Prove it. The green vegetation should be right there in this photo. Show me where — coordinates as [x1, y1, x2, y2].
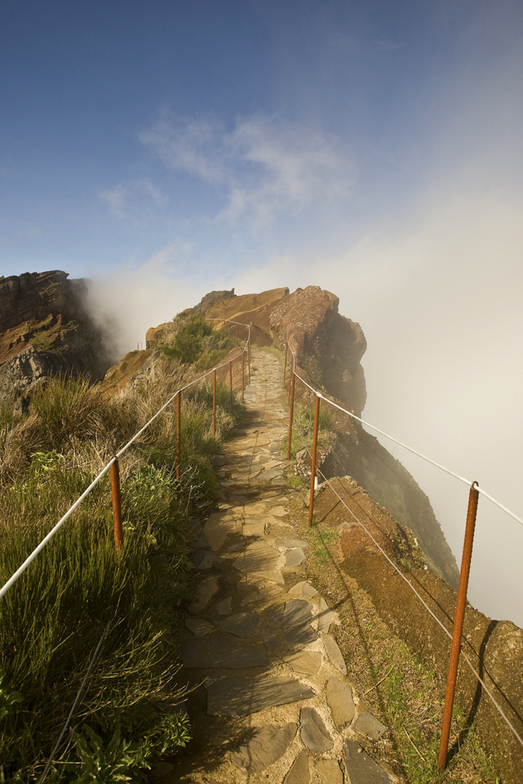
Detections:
[30, 330, 55, 351]
[283, 400, 335, 459]
[159, 314, 237, 370]
[311, 527, 338, 564]
[0, 357, 244, 782]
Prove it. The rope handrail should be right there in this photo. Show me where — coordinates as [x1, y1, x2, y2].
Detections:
[314, 463, 523, 751]
[286, 333, 523, 763]
[0, 324, 250, 600]
[0, 460, 116, 601]
[289, 357, 523, 528]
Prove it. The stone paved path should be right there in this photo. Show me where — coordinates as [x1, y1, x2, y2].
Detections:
[158, 348, 397, 784]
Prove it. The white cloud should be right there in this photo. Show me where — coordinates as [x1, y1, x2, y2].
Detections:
[98, 178, 168, 221]
[86, 243, 201, 358]
[138, 114, 225, 184]
[99, 185, 127, 219]
[139, 111, 353, 229]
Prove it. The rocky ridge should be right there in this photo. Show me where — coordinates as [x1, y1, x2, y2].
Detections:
[0, 271, 112, 409]
[197, 286, 457, 586]
[131, 285, 457, 585]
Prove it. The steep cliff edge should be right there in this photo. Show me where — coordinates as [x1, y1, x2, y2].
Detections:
[0, 271, 112, 409]
[198, 285, 457, 586]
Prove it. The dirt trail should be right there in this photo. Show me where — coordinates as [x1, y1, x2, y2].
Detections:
[157, 347, 397, 784]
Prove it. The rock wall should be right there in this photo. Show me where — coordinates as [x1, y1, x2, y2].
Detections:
[0, 271, 112, 408]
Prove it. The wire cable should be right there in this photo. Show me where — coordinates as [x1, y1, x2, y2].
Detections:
[291, 367, 523, 528]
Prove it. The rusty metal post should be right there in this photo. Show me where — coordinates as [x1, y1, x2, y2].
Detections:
[176, 391, 181, 480]
[308, 395, 321, 526]
[110, 458, 124, 553]
[288, 359, 296, 461]
[438, 481, 480, 771]
[242, 351, 245, 401]
[248, 324, 252, 384]
[229, 360, 234, 413]
[212, 369, 217, 440]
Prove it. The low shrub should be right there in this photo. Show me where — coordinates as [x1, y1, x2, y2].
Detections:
[0, 354, 244, 781]
[159, 314, 236, 369]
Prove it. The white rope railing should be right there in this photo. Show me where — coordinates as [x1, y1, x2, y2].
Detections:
[314, 464, 523, 750]
[0, 460, 116, 601]
[289, 356, 523, 528]
[0, 324, 250, 600]
[285, 335, 523, 756]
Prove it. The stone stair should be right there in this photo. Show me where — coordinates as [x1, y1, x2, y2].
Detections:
[156, 347, 399, 783]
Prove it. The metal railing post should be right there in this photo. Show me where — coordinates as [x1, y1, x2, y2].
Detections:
[242, 351, 245, 401]
[212, 369, 217, 440]
[110, 458, 124, 553]
[288, 358, 296, 460]
[176, 391, 181, 480]
[438, 481, 480, 771]
[308, 395, 321, 526]
[248, 324, 252, 384]
[229, 360, 234, 413]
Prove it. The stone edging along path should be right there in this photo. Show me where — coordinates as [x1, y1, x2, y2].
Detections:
[158, 348, 399, 784]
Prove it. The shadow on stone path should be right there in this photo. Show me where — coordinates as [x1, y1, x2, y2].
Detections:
[154, 348, 398, 784]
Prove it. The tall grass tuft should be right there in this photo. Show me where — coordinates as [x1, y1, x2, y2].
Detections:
[0, 354, 244, 782]
[283, 401, 335, 459]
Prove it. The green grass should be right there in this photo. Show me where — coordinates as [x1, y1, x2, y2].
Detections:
[283, 401, 336, 460]
[311, 527, 338, 564]
[158, 314, 238, 370]
[0, 363, 245, 782]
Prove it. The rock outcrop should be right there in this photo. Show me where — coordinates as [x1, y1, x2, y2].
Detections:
[0, 271, 112, 409]
[269, 286, 367, 417]
[139, 284, 457, 585]
[204, 285, 366, 416]
[322, 429, 459, 587]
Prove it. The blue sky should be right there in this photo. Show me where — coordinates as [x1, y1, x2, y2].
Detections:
[3, 0, 519, 279]
[1, 0, 523, 625]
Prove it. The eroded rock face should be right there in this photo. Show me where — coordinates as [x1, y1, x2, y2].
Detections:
[321, 431, 460, 588]
[0, 271, 112, 406]
[0, 270, 84, 333]
[269, 286, 367, 416]
[204, 285, 366, 416]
